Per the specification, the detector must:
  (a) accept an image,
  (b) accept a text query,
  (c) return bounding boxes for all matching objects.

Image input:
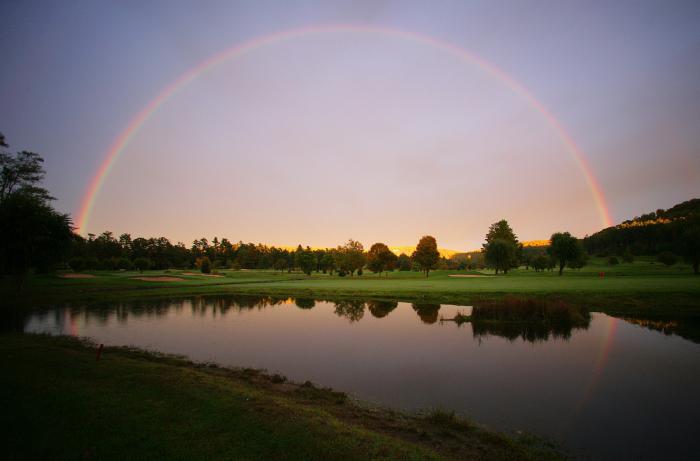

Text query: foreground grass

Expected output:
[3,258,699,318]
[1,334,563,461]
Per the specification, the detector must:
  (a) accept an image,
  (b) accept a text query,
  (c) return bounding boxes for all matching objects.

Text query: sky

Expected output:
[2,0,699,250]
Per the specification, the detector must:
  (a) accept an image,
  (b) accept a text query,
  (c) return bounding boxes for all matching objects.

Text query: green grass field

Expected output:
[3,257,698,318]
[0,334,563,461]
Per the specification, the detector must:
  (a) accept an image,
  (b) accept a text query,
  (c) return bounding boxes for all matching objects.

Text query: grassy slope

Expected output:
[1,334,562,461]
[4,257,699,317]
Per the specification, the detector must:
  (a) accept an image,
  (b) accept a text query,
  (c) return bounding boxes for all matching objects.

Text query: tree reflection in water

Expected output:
[333,300,366,322]
[412,303,441,324]
[367,300,398,318]
[294,298,316,309]
[17,294,699,344]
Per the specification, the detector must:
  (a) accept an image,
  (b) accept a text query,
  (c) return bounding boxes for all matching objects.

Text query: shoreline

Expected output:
[2,333,565,460]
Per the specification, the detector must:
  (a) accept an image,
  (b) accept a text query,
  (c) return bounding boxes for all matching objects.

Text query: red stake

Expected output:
[96,344,104,361]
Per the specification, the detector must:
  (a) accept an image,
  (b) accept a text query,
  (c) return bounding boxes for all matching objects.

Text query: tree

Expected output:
[679,219,700,275]
[320,252,335,274]
[0,150,52,204]
[412,236,440,277]
[483,239,516,275]
[482,220,519,274]
[366,243,398,276]
[548,232,583,276]
[568,250,588,270]
[657,251,678,266]
[297,248,316,275]
[0,194,73,278]
[335,239,365,276]
[0,136,72,281]
[397,253,412,271]
[532,253,549,272]
[68,257,86,272]
[133,257,151,273]
[622,248,634,263]
[200,256,212,274]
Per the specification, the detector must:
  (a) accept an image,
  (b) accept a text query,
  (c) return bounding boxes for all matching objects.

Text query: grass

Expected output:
[3,257,699,318]
[1,334,565,461]
[468,297,590,325]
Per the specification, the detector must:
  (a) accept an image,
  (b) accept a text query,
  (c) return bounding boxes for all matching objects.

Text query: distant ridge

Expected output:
[389,246,459,258]
[584,197,699,256]
[522,240,549,247]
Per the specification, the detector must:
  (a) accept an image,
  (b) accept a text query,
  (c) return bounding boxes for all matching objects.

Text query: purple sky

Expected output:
[2,1,699,250]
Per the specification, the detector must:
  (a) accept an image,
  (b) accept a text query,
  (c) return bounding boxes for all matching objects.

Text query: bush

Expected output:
[68,257,85,272]
[657,251,678,266]
[608,256,619,265]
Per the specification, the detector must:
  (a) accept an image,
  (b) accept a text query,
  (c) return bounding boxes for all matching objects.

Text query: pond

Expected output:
[22,295,700,460]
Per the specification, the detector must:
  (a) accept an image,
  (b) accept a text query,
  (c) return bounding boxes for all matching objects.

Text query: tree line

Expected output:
[582,198,700,273]
[2,132,698,278]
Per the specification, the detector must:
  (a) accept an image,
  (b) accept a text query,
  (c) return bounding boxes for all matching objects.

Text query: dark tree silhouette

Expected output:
[482,220,519,274]
[412,236,440,277]
[366,242,398,276]
[0,133,72,281]
[548,232,583,275]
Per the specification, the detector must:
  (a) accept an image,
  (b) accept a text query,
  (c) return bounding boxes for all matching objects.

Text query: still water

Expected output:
[24,295,700,460]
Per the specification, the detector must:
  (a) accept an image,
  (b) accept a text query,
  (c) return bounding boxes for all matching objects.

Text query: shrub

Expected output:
[608,256,619,265]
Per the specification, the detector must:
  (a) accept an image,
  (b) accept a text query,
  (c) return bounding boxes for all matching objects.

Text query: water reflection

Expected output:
[16,294,699,344]
[19,294,700,460]
[471,320,588,342]
[367,300,398,318]
[333,300,365,322]
[412,303,441,324]
[464,300,592,342]
[618,315,700,344]
[294,298,315,309]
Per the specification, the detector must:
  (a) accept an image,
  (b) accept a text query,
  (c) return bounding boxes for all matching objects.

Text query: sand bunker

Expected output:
[59,273,96,279]
[448,274,490,278]
[132,276,185,282]
[181,272,224,277]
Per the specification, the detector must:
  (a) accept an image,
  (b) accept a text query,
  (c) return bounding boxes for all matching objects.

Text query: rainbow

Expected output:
[76,24,613,233]
[576,315,618,411]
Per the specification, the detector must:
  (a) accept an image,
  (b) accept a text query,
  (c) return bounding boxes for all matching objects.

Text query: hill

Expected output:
[389,246,460,258]
[584,198,700,256]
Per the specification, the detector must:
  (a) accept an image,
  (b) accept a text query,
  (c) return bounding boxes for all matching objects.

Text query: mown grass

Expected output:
[2,257,699,318]
[1,334,565,461]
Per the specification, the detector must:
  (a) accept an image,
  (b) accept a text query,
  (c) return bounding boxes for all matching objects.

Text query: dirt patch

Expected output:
[448,274,490,278]
[182,272,224,278]
[59,273,96,279]
[132,276,185,282]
